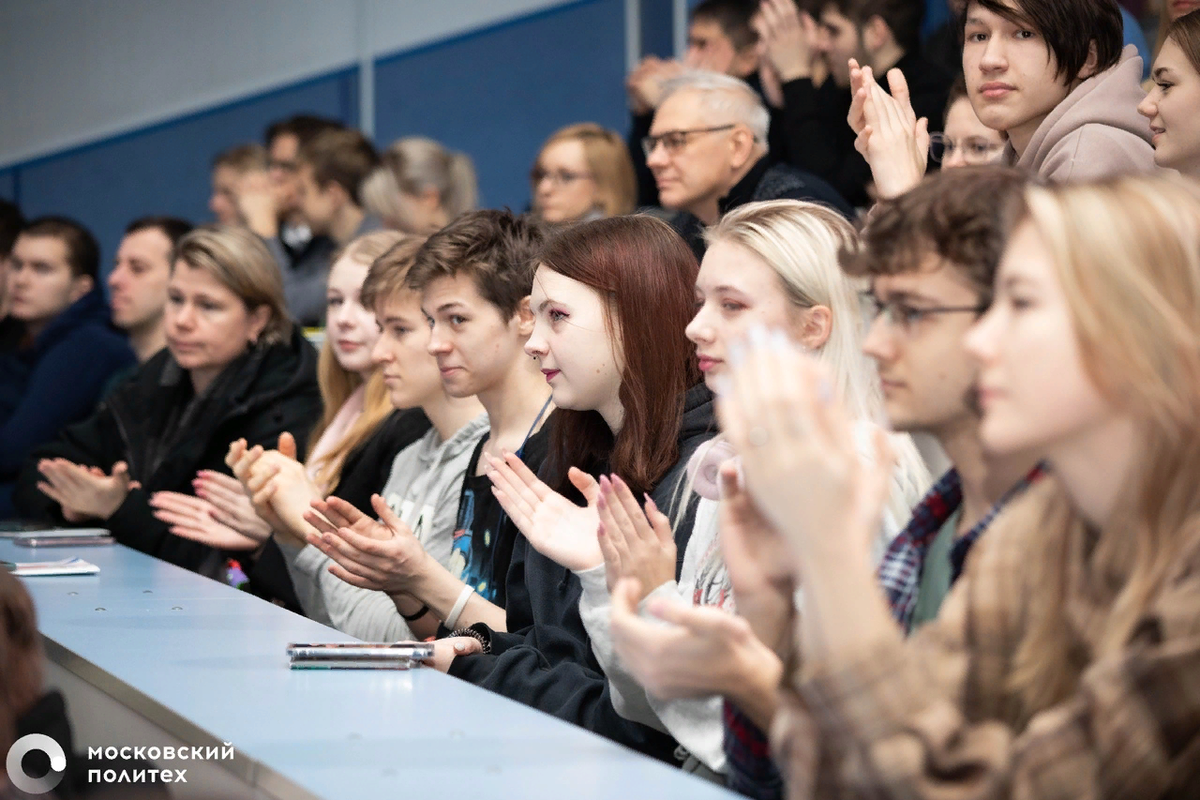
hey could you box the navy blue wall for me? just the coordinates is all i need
[3,70,357,274]
[641,0,677,59]
[374,0,628,213]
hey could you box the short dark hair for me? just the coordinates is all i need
[125,216,194,263]
[298,129,379,206]
[18,217,100,280]
[692,0,760,51]
[840,166,1028,306]
[967,0,1123,80]
[404,210,545,321]
[0,199,24,257]
[263,115,345,150]
[826,0,925,52]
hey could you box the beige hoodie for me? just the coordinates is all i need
[1005,45,1155,183]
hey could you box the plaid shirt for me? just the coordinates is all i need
[878,464,1046,632]
[772,476,1200,799]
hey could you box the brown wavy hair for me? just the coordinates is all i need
[537,215,702,497]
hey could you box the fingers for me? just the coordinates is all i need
[915,117,931,157]
[597,519,623,586]
[319,495,365,530]
[370,494,409,538]
[225,439,247,471]
[277,431,298,460]
[303,506,339,536]
[885,67,914,118]
[568,467,600,505]
[611,577,643,619]
[501,452,550,502]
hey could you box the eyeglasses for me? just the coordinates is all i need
[530,167,594,187]
[928,133,1005,165]
[862,292,987,334]
[641,124,739,157]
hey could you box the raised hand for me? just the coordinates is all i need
[304,495,432,594]
[596,474,676,599]
[150,491,263,550]
[609,578,782,702]
[486,452,603,572]
[754,0,819,83]
[626,56,686,114]
[856,68,930,199]
[227,433,317,544]
[36,458,136,521]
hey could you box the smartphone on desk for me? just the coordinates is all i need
[15,535,116,547]
[287,642,435,661]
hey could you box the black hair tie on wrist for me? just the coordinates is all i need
[400,604,430,622]
[449,626,491,654]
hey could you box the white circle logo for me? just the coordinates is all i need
[6,733,67,794]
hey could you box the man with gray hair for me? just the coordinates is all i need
[644,70,851,257]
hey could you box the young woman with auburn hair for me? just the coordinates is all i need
[443,214,713,763]
[530,123,637,224]
[714,173,1200,798]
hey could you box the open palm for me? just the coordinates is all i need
[486,453,602,572]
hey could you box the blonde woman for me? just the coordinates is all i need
[150,231,406,550]
[361,137,477,233]
[15,226,320,603]
[572,200,930,775]
[530,123,637,223]
[717,174,1200,798]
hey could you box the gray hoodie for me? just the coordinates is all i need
[278,413,489,641]
[1006,46,1155,183]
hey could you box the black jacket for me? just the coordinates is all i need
[448,384,717,764]
[12,326,321,606]
[329,407,432,514]
[779,50,951,209]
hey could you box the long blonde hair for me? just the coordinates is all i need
[706,200,932,522]
[308,230,407,491]
[1005,175,1200,719]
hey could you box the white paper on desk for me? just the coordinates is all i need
[9,557,100,576]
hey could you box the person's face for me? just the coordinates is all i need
[209,165,242,225]
[165,262,269,383]
[325,256,379,376]
[646,91,742,216]
[684,19,756,76]
[386,189,446,234]
[109,228,173,332]
[816,7,865,87]
[297,163,339,234]
[965,221,1116,457]
[1168,0,1200,22]
[268,133,302,216]
[525,266,624,422]
[963,2,1076,144]
[862,259,983,435]
[686,240,827,390]
[7,235,92,331]
[532,139,598,224]
[940,97,1008,168]
[371,289,443,409]
[1139,39,1200,176]
[421,273,534,399]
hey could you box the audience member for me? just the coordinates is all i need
[530,124,636,224]
[1139,9,1200,176]
[108,216,194,365]
[1155,0,1200,55]
[646,70,851,258]
[930,76,1006,167]
[730,171,1200,800]
[361,137,478,233]
[149,230,409,552]
[627,0,790,206]
[962,0,1153,181]
[208,143,269,226]
[0,217,135,518]
[759,0,951,208]
[244,115,346,326]
[13,226,320,607]
[296,211,553,638]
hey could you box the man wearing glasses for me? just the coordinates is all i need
[643,71,850,258]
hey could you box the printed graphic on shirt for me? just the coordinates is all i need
[448,478,499,602]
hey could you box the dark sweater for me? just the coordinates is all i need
[12,326,321,607]
[0,288,135,517]
[779,50,951,209]
[448,384,717,764]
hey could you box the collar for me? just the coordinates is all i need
[718,155,771,216]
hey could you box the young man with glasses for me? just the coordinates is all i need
[644,70,850,258]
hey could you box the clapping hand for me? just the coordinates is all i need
[596,474,677,598]
[36,458,137,522]
[304,494,432,594]
[854,67,930,199]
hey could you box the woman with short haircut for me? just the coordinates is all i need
[361,137,477,234]
[1139,10,1200,177]
[148,230,408,548]
[13,226,321,605]
[720,174,1200,798]
[530,123,637,224]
